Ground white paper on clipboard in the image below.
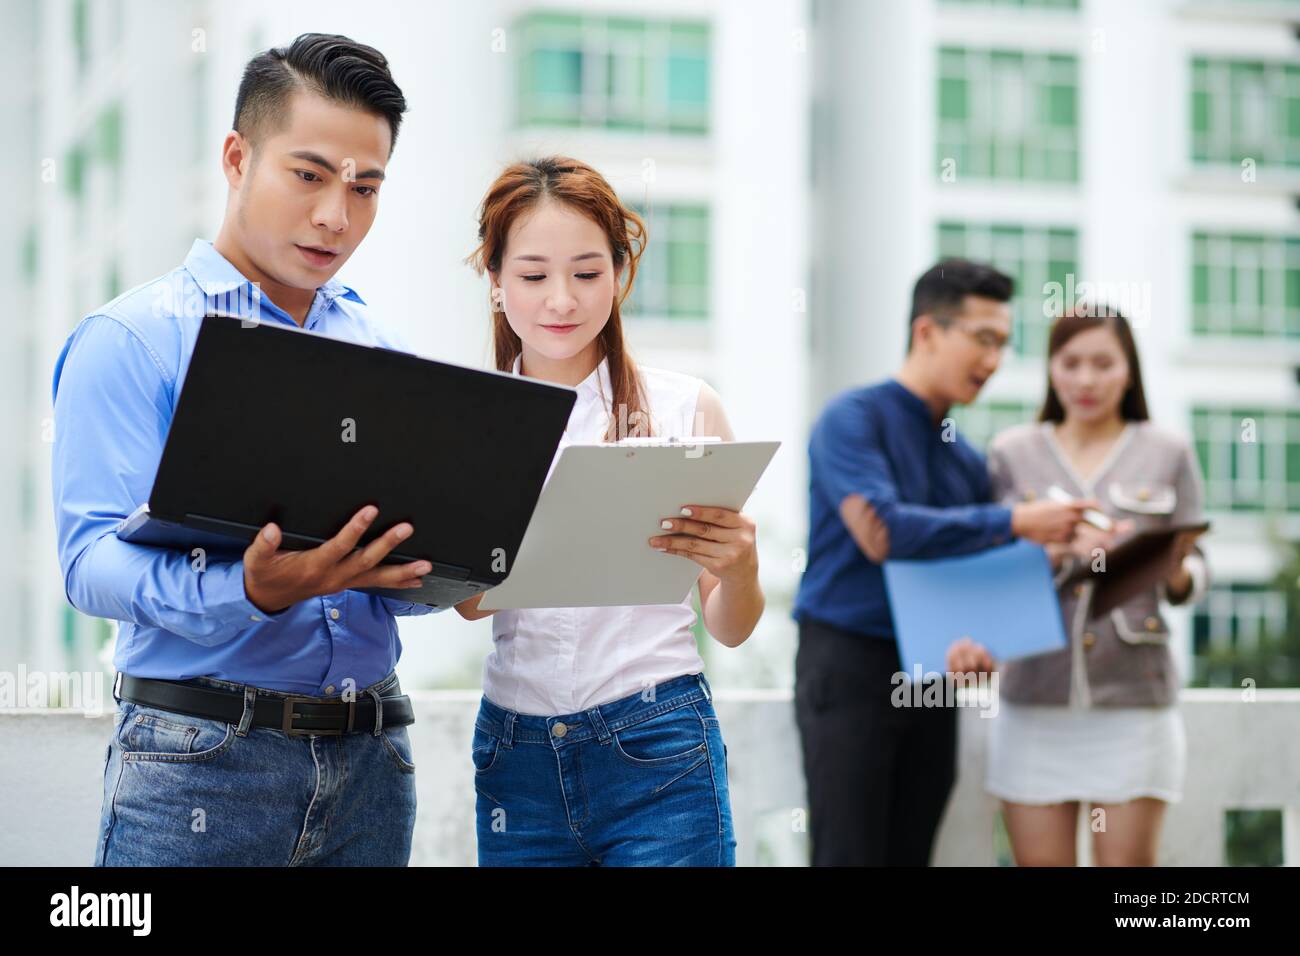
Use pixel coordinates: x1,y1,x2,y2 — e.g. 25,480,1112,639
478,440,780,610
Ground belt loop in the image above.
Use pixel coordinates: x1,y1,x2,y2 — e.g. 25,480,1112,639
367,687,384,736
112,671,123,704
588,706,611,742
235,685,257,737
502,711,516,748
697,674,711,703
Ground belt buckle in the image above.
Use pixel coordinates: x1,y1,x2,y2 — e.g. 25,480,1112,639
281,696,354,736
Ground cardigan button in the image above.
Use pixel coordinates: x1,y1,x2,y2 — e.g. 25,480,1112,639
1082,632,1097,648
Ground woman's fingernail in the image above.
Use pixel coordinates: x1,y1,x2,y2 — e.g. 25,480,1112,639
654,547,667,552
661,520,673,529
680,508,693,516
396,524,412,539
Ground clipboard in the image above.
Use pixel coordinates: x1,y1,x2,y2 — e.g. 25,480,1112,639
479,440,780,610
1062,521,1210,617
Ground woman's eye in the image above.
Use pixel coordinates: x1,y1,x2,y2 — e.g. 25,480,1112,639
521,274,546,282
576,272,601,280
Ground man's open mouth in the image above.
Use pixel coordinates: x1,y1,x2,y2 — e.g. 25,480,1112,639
296,244,340,267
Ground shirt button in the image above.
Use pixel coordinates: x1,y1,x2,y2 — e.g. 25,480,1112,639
1137,487,1151,501
1145,616,1160,631
329,608,341,621
552,721,568,738
250,614,262,622
1082,632,1097,648
325,685,335,695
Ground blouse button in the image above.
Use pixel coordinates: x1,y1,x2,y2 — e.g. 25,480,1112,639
1082,632,1097,649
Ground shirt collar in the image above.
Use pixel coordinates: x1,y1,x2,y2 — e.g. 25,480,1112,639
182,239,365,321
887,377,945,428
510,352,612,403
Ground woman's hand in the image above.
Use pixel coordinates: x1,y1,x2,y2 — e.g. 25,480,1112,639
1066,518,1135,563
454,592,496,621
648,505,758,585
1164,529,1204,601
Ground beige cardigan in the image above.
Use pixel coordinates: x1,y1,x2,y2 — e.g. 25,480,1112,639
986,420,1209,707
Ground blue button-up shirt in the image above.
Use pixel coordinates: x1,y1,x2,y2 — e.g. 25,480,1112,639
792,378,1014,641
51,239,439,695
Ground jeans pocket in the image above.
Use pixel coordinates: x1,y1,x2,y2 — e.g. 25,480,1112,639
380,724,417,773
612,705,708,767
117,702,235,763
471,725,501,775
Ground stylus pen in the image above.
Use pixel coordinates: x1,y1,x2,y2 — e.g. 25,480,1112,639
1046,484,1114,531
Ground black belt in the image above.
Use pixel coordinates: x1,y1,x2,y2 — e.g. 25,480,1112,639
117,674,415,737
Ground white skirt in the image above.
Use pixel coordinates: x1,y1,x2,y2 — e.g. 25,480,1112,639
986,701,1186,805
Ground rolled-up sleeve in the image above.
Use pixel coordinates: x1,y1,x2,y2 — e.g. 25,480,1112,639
810,398,1013,561
51,315,284,645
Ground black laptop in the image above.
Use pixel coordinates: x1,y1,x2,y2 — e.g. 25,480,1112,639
117,314,576,607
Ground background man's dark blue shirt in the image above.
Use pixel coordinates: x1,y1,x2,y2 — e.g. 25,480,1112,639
792,378,1014,640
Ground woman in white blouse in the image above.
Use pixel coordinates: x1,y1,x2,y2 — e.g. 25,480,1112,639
455,157,764,866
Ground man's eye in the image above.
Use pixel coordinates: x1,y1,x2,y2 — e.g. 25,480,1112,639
522,274,546,282
295,170,321,183
354,185,376,197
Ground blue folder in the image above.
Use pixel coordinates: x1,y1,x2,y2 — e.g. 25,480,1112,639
882,539,1067,679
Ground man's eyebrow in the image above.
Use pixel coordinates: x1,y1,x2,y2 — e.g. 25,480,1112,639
288,150,386,181
511,252,606,263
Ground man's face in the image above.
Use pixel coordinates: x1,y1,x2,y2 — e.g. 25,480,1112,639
229,89,391,292
923,295,1012,405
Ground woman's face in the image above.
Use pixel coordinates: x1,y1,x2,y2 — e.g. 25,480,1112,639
491,199,620,366
1048,324,1131,424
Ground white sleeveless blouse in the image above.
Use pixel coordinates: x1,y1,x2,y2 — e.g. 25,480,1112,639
482,353,708,716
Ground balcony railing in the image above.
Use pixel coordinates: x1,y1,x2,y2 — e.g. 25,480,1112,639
2,688,1297,866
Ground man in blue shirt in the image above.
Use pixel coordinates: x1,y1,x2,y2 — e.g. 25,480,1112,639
792,259,1094,866
52,34,434,866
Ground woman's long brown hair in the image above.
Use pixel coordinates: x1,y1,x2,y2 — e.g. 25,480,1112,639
467,156,653,441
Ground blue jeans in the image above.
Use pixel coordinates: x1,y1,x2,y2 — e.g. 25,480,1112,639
95,671,417,866
472,672,736,866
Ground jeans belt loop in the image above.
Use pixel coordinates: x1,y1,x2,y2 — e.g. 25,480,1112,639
366,687,383,736
697,674,712,703
235,685,257,737
502,711,516,748
587,706,612,743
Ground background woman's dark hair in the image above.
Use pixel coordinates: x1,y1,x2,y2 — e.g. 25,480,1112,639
1038,307,1150,423
233,33,408,153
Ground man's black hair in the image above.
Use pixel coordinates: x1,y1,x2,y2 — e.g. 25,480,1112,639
908,258,1014,349
232,33,407,154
